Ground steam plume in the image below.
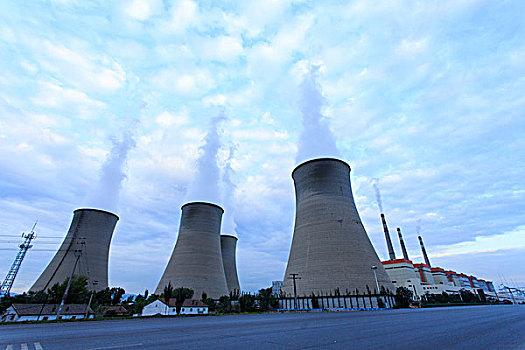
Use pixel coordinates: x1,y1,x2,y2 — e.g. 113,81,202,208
186,112,227,205
372,179,383,213
221,145,237,234
85,131,136,212
296,65,340,163
416,219,421,236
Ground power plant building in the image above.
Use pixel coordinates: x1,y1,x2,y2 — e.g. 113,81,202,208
30,208,118,292
220,235,241,295
282,158,394,296
155,202,229,299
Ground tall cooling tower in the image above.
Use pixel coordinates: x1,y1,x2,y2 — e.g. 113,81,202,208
30,208,118,292
282,158,394,296
220,235,241,294
155,202,228,299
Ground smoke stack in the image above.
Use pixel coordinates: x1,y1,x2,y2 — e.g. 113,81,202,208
282,158,394,296
397,227,409,260
380,214,396,260
30,208,118,292
220,235,241,294
155,202,228,299
418,235,431,267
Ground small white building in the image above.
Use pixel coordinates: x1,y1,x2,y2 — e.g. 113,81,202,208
1,304,94,322
141,298,208,316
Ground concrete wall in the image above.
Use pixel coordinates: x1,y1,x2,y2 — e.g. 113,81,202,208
220,235,241,294
29,209,118,292
282,158,394,296
155,202,229,299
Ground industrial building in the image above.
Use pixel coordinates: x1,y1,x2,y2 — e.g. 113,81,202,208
29,208,118,292
220,235,241,295
282,158,394,296
378,214,498,300
155,202,229,299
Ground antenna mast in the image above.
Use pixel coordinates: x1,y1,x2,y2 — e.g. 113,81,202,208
0,223,37,297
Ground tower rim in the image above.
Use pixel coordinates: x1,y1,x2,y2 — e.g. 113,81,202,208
221,234,238,240
74,208,119,220
181,201,224,213
292,158,351,179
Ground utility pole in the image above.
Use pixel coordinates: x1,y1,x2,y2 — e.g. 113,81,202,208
0,223,37,297
287,273,301,310
57,241,84,319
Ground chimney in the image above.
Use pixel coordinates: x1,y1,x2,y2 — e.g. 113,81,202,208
418,235,431,267
380,214,396,260
397,227,409,260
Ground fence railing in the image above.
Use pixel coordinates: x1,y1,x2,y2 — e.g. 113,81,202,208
277,292,396,310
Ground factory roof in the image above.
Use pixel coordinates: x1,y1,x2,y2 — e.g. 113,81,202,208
9,304,92,316
381,259,413,265
413,263,431,269
430,267,446,273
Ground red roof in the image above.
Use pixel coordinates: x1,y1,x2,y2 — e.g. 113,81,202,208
382,259,413,265
445,270,457,275
414,263,430,268
431,267,445,272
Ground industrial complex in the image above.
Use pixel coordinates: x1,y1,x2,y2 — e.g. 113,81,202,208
1,157,521,313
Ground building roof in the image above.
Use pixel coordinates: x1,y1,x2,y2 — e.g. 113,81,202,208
431,267,445,273
158,299,208,308
10,304,93,316
381,258,413,265
98,305,129,315
413,263,431,269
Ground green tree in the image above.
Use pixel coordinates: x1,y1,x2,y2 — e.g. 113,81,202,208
238,294,256,312
162,282,174,300
47,275,90,304
257,288,279,311
395,287,413,308
217,295,232,313
172,287,194,315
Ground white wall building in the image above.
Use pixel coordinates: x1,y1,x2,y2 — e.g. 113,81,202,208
1,304,94,322
141,298,208,316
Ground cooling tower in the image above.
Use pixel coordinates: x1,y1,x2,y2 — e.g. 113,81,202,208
29,208,118,292
220,235,241,294
155,202,228,299
282,158,394,296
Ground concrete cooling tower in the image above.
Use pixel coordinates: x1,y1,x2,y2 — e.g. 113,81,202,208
220,235,241,294
282,158,394,296
30,208,118,292
155,202,229,299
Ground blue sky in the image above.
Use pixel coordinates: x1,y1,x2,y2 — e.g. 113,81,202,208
1,0,524,294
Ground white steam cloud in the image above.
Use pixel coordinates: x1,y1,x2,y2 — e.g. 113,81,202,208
296,65,340,164
372,178,384,213
221,145,237,235
186,112,227,205
85,131,136,213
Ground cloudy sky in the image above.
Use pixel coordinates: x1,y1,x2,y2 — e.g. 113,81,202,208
1,0,524,294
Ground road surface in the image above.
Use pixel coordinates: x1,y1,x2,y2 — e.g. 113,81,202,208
1,305,524,349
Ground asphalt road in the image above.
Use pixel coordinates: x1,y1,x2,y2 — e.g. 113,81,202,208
1,305,524,350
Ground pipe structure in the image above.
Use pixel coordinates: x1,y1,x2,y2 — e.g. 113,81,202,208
282,158,394,296
30,208,118,292
155,202,229,299
381,214,396,260
418,235,431,267
220,235,241,295
397,227,410,260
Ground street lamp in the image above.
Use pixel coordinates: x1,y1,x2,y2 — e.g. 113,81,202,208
371,266,380,294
